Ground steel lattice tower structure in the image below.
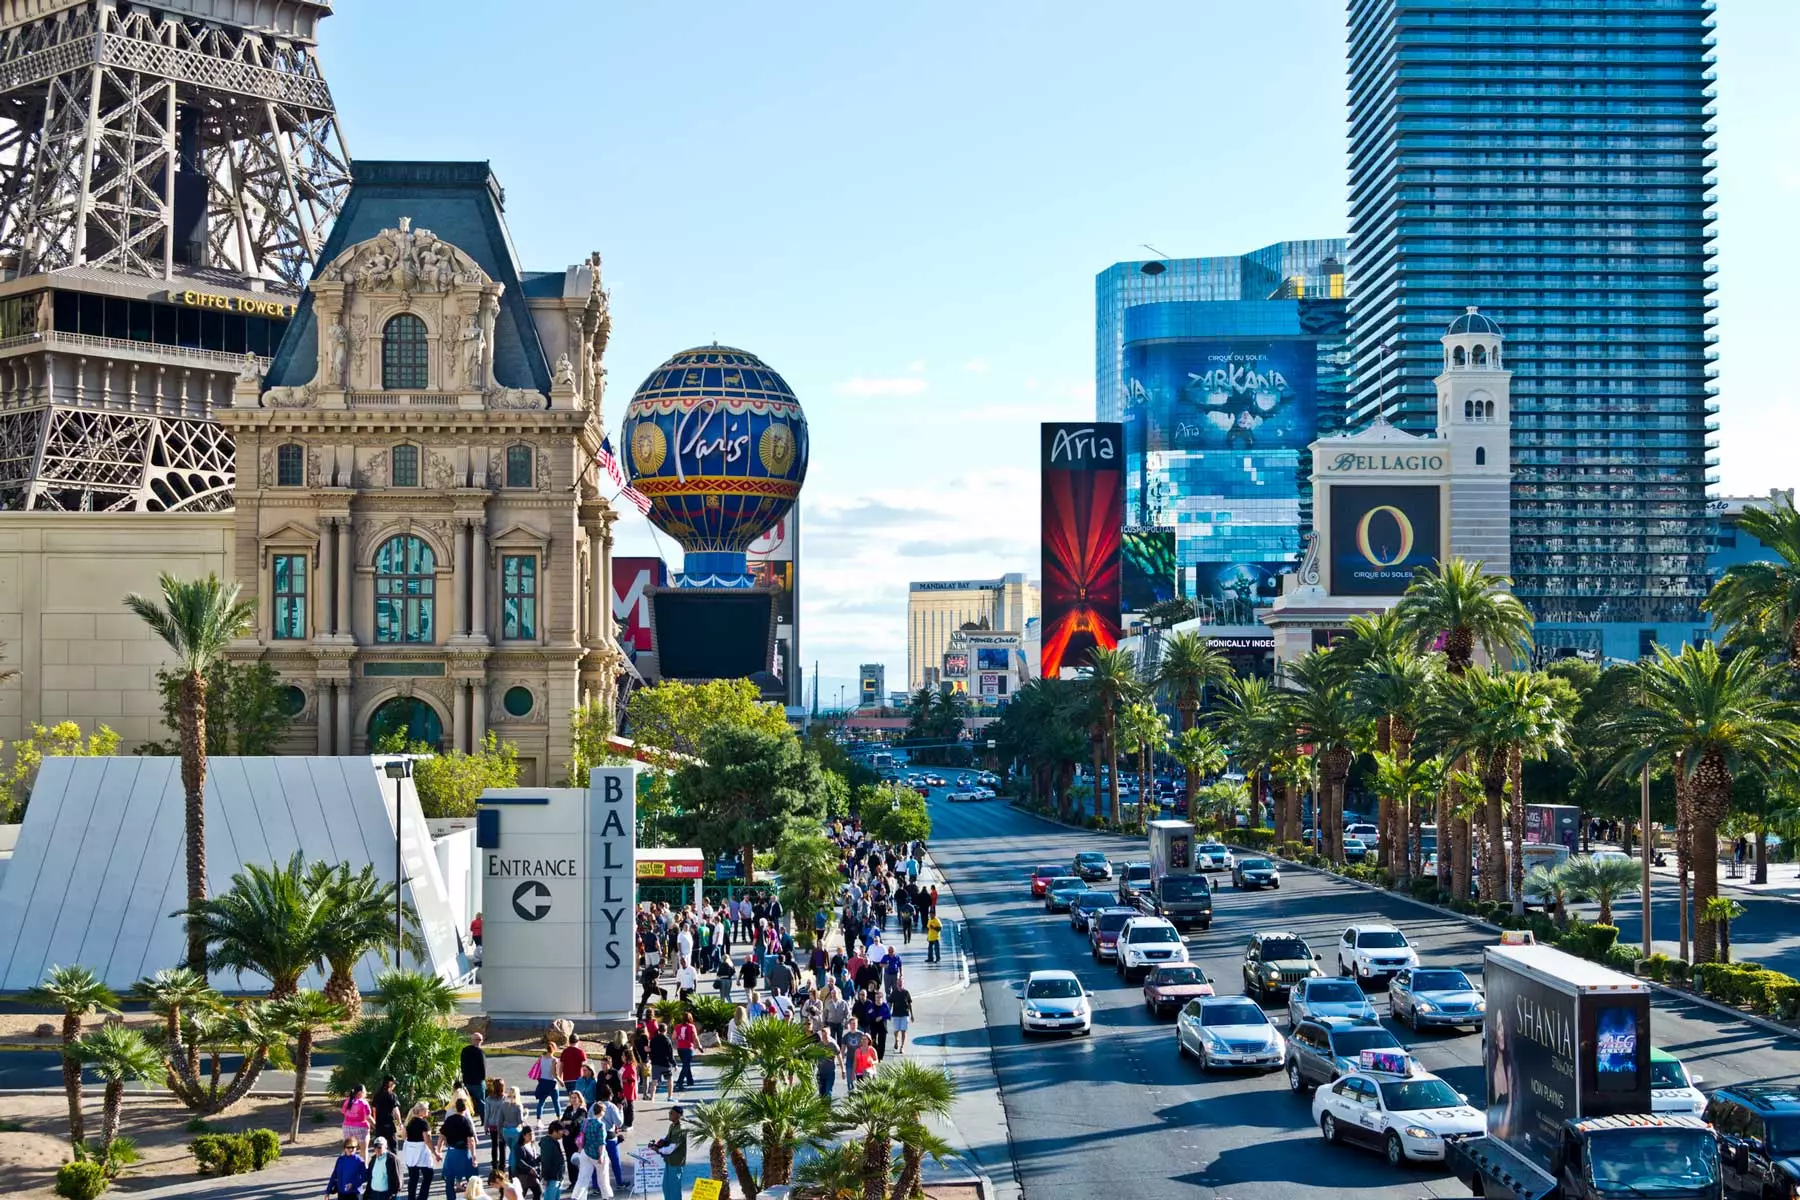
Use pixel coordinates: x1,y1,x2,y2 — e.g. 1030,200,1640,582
0,0,349,512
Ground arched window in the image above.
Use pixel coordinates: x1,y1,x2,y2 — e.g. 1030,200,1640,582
368,696,443,751
1472,344,1487,367
381,313,429,389
505,444,533,489
374,535,436,644
276,443,304,487
1464,400,1474,419
1486,400,1495,420
1476,446,1487,465
391,444,419,487
1453,346,1466,367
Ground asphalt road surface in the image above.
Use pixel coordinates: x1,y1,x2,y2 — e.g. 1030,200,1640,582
925,788,1800,1200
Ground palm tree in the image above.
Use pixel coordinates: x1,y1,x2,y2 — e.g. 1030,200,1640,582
718,1015,827,1098
793,1141,871,1200
132,966,217,1090
305,861,421,1019
1280,650,1363,863
183,852,329,997
687,1099,760,1200
71,1023,161,1162
884,1060,957,1200
1703,896,1747,964
1171,728,1227,829
124,573,255,973
1395,557,1534,675
1083,646,1141,824
1524,863,1573,925
740,1081,835,1187
1370,753,1447,887
1418,668,1513,903
159,998,281,1115
26,965,119,1147
1560,855,1643,926
1155,631,1230,811
834,1070,909,1200
1478,670,1571,912
1705,491,1800,669
269,991,344,1143
1607,643,1800,960
1212,675,1283,838
774,831,845,950
1347,624,1438,881
1269,749,1313,851
1118,701,1169,830
372,967,459,1023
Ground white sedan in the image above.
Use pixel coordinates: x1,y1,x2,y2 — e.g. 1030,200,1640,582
1019,970,1092,1036
1195,842,1236,871
1312,1065,1484,1167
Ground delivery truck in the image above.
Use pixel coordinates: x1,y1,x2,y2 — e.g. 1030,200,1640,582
1139,820,1212,929
1448,936,1720,1200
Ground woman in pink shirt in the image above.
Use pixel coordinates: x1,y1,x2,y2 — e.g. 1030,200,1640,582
673,1014,700,1091
619,1052,638,1130
341,1083,373,1154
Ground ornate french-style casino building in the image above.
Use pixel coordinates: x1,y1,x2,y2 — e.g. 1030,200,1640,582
217,162,623,783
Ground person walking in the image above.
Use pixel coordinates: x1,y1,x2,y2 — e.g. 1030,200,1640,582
341,1084,374,1156
402,1101,439,1200
531,1038,561,1120
648,1021,676,1102
649,1107,688,1200
840,1018,868,1092
814,1027,842,1099
326,1137,369,1200
482,1080,506,1171
925,912,943,963
498,1087,524,1174
460,1032,488,1097
619,1052,638,1130
595,1084,626,1195
366,1136,402,1200
560,1035,590,1095
673,1010,699,1091
538,1123,566,1200
440,1097,480,1200
890,980,914,1054
512,1128,544,1200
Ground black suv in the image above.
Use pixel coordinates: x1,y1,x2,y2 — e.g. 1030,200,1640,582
1285,1016,1403,1093
1706,1085,1800,1199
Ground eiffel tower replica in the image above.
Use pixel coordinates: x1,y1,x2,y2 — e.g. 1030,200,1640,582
0,0,349,512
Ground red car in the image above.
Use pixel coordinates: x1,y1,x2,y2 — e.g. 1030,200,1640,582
1030,864,1063,898
1142,964,1215,1018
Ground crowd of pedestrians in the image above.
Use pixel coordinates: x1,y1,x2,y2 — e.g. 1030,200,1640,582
320,818,944,1200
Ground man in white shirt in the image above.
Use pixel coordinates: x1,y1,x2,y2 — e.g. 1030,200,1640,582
676,960,698,1000
676,923,694,967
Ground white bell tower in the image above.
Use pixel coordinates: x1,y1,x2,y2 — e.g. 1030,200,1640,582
1436,306,1512,577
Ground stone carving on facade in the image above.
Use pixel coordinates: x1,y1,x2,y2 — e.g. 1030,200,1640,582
265,383,316,408
349,314,370,372
318,216,489,294
328,318,350,388
428,450,456,491
536,450,553,491
257,447,274,488
457,307,485,390
237,352,263,384
1297,530,1322,587
489,388,545,410
553,354,577,390
357,449,389,489
307,449,323,488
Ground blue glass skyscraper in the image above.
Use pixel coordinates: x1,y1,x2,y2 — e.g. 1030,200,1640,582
1346,0,1718,658
1097,242,1347,620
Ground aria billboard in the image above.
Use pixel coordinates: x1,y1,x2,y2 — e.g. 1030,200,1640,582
1121,526,1177,612
1328,484,1443,596
1125,339,1317,456
1041,423,1123,677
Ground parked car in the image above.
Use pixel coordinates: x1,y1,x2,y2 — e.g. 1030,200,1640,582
1242,931,1324,1001
1342,837,1369,864
1286,1017,1407,1092
1386,967,1485,1032
1117,861,1153,903
1143,963,1215,1017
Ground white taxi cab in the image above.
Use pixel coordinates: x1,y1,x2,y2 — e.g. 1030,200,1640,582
1311,1051,1484,1167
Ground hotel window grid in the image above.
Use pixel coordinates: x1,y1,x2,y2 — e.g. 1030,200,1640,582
381,313,429,389
501,555,537,640
374,535,435,644
276,443,304,487
272,554,307,640
506,445,533,488
391,444,419,487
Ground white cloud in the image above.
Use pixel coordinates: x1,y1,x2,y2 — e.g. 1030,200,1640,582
962,359,991,374
907,359,927,374
832,377,930,398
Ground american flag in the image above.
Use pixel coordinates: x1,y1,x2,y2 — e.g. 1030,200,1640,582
597,436,652,515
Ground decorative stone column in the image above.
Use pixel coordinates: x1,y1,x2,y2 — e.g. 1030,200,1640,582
335,521,352,639
471,520,488,641
471,679,487,747
598,509,618,649
316,683,333,755
335,684,352,756
256,551,272,643
451,520,467,638
318,518,336,637
587,528,605,645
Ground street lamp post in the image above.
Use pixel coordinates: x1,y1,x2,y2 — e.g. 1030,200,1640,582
383,758,414,966
1641,762,1652,957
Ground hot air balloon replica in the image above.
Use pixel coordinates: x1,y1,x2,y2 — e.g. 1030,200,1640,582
620,345,808,686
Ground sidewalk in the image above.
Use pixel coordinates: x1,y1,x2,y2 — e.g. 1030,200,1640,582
1587,839,1800,901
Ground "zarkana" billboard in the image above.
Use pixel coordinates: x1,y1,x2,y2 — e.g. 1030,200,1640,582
1125,339,1317,456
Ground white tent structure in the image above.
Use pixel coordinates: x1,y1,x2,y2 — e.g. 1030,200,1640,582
0,756,469,993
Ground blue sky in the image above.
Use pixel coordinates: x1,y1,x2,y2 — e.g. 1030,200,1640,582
328,1,1797,706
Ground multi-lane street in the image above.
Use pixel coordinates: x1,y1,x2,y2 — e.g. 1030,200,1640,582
925,787,1800,1200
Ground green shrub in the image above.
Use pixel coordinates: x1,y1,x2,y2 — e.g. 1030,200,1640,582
686,994,737,1036
1767,979,1800,1021
1586,924,1620,958
1409,878,1441,903
1666,957,1691,985
1277,841,1307,861
1640,953,1672,982
184,1118,216,1135
1604,944,1642,974
245,1129,280,1170
1237,828,1277,850
54,1161,108,1200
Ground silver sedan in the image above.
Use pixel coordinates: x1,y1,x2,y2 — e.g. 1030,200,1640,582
1387,967,1486,1032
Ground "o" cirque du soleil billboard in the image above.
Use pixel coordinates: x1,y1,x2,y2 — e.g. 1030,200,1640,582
1327,484,1443,596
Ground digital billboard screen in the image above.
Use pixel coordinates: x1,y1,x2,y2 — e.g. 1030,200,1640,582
1041,423,1123,677
943,653,969,679
975,647,1010,672
1125,339,1317,455
1121,526,1177,612
1327,484,1442,596
651,591,774,681
1191,560,1287,608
